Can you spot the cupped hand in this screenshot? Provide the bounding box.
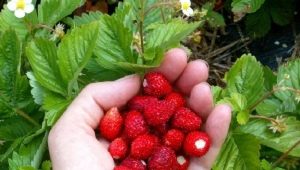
[48,48,231,170]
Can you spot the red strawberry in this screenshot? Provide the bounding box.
[165,92,185,109]
[114,166,131,170]
[99,107,123,141]
[131,134,158,160]
[163,129,185,151]
[172,107,202,132]
[183,131,211,157]
[128,96,158,112]
[143,72,172,97]
[109,138,128,160]
[124,110,148,140]
[148,146,177,170]
[175,155,190,170]
[144,100,175,126]
[121,157,146,170]
[153,123,169,136]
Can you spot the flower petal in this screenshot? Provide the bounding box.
[7,1,17,11]
[25,0,32,3]
[14,9,25,18]
[24,3,34,13]
[187,7,194,16]
[180,0,191,6]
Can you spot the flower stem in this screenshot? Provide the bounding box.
[249,115,278,125]
[272,139,300,168]
[248,90,275,112]
[15,109,40,127]
[139,0,145,61]
[145,1,177,15]
[248,85,300,112]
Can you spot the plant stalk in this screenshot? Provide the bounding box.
[139,0,145,59]
[15,109,40,127]
[272,139,300,168]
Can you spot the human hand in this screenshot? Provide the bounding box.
[48,48,231,170]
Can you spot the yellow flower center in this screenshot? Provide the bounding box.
[16,0,25,9]
[182,2,190,10]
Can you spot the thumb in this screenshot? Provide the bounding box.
[56,74,141,131]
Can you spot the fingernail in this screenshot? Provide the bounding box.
[201,60,210,70]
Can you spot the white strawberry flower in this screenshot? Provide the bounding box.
[180,0,194,17]
[7,0,34,18]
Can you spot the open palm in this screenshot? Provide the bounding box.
[48,48,231,170]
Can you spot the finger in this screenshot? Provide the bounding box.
[57,74,141,130]
[188,104,231,170]
[176,60,209,95]
[154,48,188,83]
[187,82,213,120]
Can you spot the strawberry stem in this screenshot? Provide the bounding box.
[272,139,300,168]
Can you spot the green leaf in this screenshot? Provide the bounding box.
[26,38,67,96]
[8,133,48,170]
[26,72,44,105]
[0,117,35,141]
[43,93,71,126]
[0,6,35,40]
[125,0,174,32]
[144,19,200,65]
[232,0,266,13]
[275,59,300,112]
[224,54,264,108]
[0,29,21,103]
[239,117,300,157]
[237,110,250,125]
[94,14,135,71]
[0,29,32,116]
[57,22,100,95]
[270,0,294,26]
[38,0,84,27]
[0,138,24,164]
[262,66,277,91]
[218,92,247,112]
[256,98,282,116]
[83,59,129,82]
[212,86,224,103]
[41,161,51,170]
[213,133,261,170]
[245,5,271,38]
[64,11,102,27]
[201,3,225,28]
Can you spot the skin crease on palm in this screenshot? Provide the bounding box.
[48,48,232,170]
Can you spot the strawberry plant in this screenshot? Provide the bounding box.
[0,0,299,170]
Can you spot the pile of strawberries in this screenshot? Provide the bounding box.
[99,72,211,170]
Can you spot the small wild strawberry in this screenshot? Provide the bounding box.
[109,138,128,160]
[175,155,190,170]
[128,96,158,112]
[124,110,149,140]
[172,107,202,132]
[165,92,186,109]
[114,166,131,170]
[131,134,158,160]
[143,72,172,97]
[121,157,146,170]
[144,100,175,126]
[148,146,177,170]
[99,107,123,141]
[163,129,185,151]
[183,131,210,157]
